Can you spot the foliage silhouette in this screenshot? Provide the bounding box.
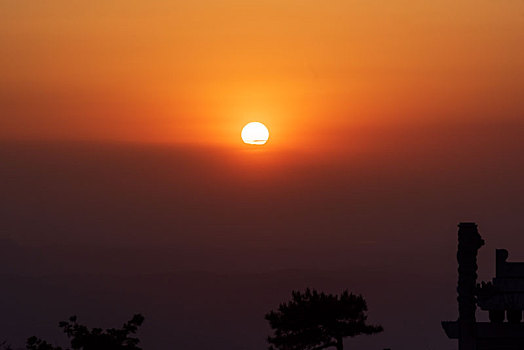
[265,289,382,350]
[26,314,144,350]
[0,340,13,350]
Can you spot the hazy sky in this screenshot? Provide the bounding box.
[1,1,524,350]
[1,0,524,145]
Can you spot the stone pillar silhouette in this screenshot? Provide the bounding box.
[457,222,484,350]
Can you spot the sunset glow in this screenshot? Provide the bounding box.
[1,1,524,349]
[1,0,523,147]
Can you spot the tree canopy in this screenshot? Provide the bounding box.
[26,314,144,350]
[265,289,382,350]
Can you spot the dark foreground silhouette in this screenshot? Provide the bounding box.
[265,289,382,350]
[442,223,524,350]
[25,314,144,350]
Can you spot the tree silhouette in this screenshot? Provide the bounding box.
[26,314,144,350]
[265,289,382,350]
[0,340,13,350]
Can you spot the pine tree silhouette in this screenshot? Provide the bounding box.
[26,314,144,350]
[265,289,382,350]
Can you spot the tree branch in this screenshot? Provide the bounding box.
[310,342,337,350]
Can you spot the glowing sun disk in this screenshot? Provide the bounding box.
[241,122,269,145]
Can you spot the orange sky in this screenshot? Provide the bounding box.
[1,3,524,348]
[1,0,523,148]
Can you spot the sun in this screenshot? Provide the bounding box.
[241,122,269,145]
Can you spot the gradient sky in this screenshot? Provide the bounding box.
[1,1,524,350]
[1,0,524,145]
